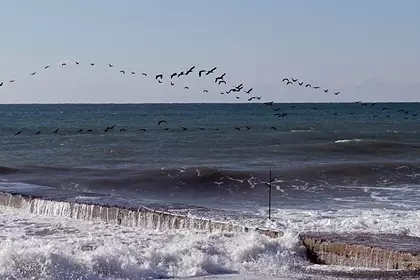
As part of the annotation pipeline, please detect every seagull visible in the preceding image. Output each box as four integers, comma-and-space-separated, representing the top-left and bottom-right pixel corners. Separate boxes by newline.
61, 62, 67, 66
236, 96, 240, 99
203, 89, 208, 93
170, 73, 178, 79
140, 128, 147, 131
178, 71, 185, 77
90, 63, 95, 66
44, 65, 50, 69
155, 74, 163, 80
270, 127, 276, 130
198, 70, 207, 77
77, 129, 83, 133
120, 70, 125, 74
0, 82, 3, 86
248, 97, 256, 101
170, 82, 175, 86
286, 81, 293, 85
234, 127, 241, 131
182, 127, 187, 131
120, 128, 126, 132
324, 89, 329, 93
108, 64, 113, 67
220, 92, 224, 95
334, 92, 340, 95
218, 80, 226, 85
244, 88, 253, 94
235, 84, 243, 90
206, 67, 217, 75
298, 82, 303, 86
75, 61, 79, 65
282, 78, 289, 83
142, 73, 147, 76
305, 84, 311, 88
53, 128, 59, 134
14, 130, 22, 136
158, 80, 163, 84
184, 86, 189, 89
131, 71, 136, 75
9, 80, 15, 83
264, 101, 274, 106
185, 66, 195, 75
245, 126, 251, 130
313, 86, 320, 89
35, 131, 41, 135
291, 78, 298, 82
226, 89, 232, 94
158, 120, 167, 125
256, 97, 261, 100
215, 73, 226, 83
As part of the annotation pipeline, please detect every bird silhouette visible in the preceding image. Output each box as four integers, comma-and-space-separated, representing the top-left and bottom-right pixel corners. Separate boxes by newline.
220, 92, 224, 95
298, 82, 304, 86
305, 84, 311, 88
155, 74, 163, 80
248, 97, 256, 101
86, 129, 92, 132
158, 120, 167, 125
291, 105, 296, 108
170, 82, 175, 86
244, 88, 253, 94
198, 70, 206, 77
291, 78, 298, 82
245, 126, 251, 130
142, 73, 147, 76
226, 89, 232, 94
178, 71, 185, 77
235, 84, 243, 90
282, 78, 289, 83
120, 70, 125, 74
120, 128, 126, 132
215, 73, 226, 83
185, 66, 195, 75
203, 89, 208, 93
75, 61, 79, 65
131, 71, 135, 75
313, 86, 320, 89
256, 97, 261, 100
108, 64, 113, 67
35, 131, 41, 135
61, 62, 67, 66
324, 89, 329, 93
14, 131, 21, 136
270, 127, 276, 130
184, 86, 189, 89
53, 128, 59, 134
44, 65, 50, 69
90, 63, 95, 66
206, 67, 217, 75
77, 129, 83, 133
413, 113, 418, 116
164, 128, 169, 130
286, 81, 293, 85
264, 101, 274, 106
234, 127, 241, 131
140, 128, 147, 131
182, 127, 187, 131
199, 128, 205, 130
170, 73, 178, 79
158, 80, 163, 84
29, 72, 36, 76
236, 96, 240, 99
334, 92, 340, 95
273, 108, 282, 111
110, 125, 115, 129
9, 80, 15, 83
0, 82, 3, 86
218, 80, 226, 85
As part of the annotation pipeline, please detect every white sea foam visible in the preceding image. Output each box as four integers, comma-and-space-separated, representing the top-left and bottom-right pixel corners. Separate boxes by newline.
334, 139, 363, 143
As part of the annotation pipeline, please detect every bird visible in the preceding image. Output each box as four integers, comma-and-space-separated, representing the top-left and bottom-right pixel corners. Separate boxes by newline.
120, 70, 125, 74
170, 73, 178, 79
264, 101, 274, 106
140, 128, 147, 131
158, 80, 163, 84
185, 66, 195, 75
142, 73, 147, 76
108, 64, 113, 67
218, 80, 226, 85
120, 128, 126, 132
86, 129, 93, 132
61, 62, 67, 66
382, 108, 388, 111
14, 130, 22, 136
184, 86, 189, 89
256, 97, 261, 100
245, 126, 251, 130
226, 89, 232, 94
334, 92, 340, 95
234, 127, 241, 131
215, 73, 226, 83
44, 65, 50, 69
291, 78, 298, 82
30, 72, 36, 76
235, 84, 243, 90
131, 72, 136, 75
291, 105, 296, 108
324, 89, 328, 93
270, 126, 276, 130
75, 61, 79, 65
236, 96, 240, 99
104, 127, 110, 132
90, 63, 95, 66
206, 67, 217, 75
178, 72, 185, 77
298, 82, 304, 86
203, 89, 208, 93
286, 81, 293, 85
9, 80, 15, 83
0, 82, 3, 86
312, 86, 320, 89
248, 97, 256, 101
273, 108, 282, 111
220, 92, 224, 95
413, 113, 418, 116
110, 125, 115, 129
158, 120, 167, 125
182, 127, 187, 131
164, 128, 169, 130
170, 82, 175, 86
244, 88, 253, 94
198, 70, 207, 77
53, 128, 59, 133
35, 131, 41, 135
155, 74, 163, 80
77, 129, 83, 133
282, 78, 289, 83
305, 84, 311, 88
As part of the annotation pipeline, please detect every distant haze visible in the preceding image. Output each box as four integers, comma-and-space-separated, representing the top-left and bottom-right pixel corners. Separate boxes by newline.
0, 0, 419, 103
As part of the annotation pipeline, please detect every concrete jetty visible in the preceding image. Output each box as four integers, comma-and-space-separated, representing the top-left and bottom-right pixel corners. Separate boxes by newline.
300, 232, 420, 270
0, 191, 282, 238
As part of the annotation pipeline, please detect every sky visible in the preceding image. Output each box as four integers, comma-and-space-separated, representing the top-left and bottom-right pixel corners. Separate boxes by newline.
0, 0, 419, 103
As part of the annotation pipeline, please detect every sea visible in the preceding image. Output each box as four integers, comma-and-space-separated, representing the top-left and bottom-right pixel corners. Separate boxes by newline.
0, 103, 419, 280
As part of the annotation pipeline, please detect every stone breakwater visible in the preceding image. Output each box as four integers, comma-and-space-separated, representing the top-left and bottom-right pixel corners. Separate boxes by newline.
0, 191, 281, 238
300, 232, 420, 270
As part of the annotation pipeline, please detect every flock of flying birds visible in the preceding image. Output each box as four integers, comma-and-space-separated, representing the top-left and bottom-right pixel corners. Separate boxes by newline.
1, 60, 417, 136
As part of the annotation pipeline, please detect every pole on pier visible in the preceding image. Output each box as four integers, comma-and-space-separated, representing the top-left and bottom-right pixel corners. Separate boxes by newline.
264, 170, 276, 220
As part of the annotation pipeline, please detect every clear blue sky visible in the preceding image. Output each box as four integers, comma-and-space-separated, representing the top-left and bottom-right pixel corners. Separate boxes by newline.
1, 0, 419, 103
